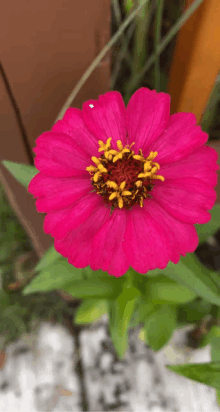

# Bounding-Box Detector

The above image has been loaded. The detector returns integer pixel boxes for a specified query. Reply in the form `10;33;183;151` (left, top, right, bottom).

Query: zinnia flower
28;88;219;277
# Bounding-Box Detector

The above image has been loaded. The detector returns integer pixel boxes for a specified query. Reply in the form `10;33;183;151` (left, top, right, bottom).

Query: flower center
86;138;165;209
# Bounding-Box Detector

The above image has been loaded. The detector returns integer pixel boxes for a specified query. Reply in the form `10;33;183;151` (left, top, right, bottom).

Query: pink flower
28;88;219;277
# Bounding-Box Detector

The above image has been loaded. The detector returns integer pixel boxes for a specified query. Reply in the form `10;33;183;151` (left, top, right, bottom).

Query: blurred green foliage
0;185;77;349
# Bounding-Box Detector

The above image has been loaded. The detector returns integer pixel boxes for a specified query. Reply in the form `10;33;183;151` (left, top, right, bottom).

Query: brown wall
0;0;110;256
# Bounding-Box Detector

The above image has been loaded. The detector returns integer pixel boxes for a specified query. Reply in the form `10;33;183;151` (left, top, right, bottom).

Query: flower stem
201;73;220;133
154;0;164;92
125;0;204;99
112;0;133;68
111;21;136;90
132;0;151;76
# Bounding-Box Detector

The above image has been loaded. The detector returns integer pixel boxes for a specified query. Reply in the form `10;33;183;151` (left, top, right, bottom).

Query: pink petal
123;205;171;273
55;204;110;267
161;145;219;186
123;199;198;274
52;108;99;157
90;209;129;277
43;192;104;240
82;91;127;150
33;132;89;177
145;199;199;259
126;88;170;154
152;177;216;224
28;173;91;212
150;113;208;164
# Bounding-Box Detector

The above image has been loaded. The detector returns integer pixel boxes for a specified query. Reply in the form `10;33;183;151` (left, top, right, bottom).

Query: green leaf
3;304;28;318
34;245;61;273
177;298;212;326
75;299;108;324
163;254;220;306
145;275;196;304
211;336;220;362
108;282;140;359
144;304;176;351
124;0;134;13
128;268;148;292
201;71;220;134
62;276;125;300
2;161;38;189
1;305;27;335
0;290;10;311
0;245;12;262
145;268;165;277
23;259;84;295
198;325;220;349
203;327;220;359
196;204;220;244
167;361;220;390
24;259;125;299
207;329;220;403
129;295;155;328
216;389;220;407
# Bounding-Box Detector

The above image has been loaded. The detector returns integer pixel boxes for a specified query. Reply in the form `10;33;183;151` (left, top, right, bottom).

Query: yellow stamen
112;154;121;163
106;181;118;190
109;192;118;201
104;151;114;161
122;190;132;196
93;171;102;182
128;152;134;158
86;138;164;209
151;174;165;182
91;156;102;166
108;140;130;163
133;155;145;161
133;149;145;162
108;149;118;155
86;156;108;182
97;164;107;173
151;166;158;174
106;180;132;208
143;161;152;172
132;189;139;199
147;151;158;160
117;140;124;151
119;181;126;191
113;148;130;163
152;162;160;170
135;180;142;187
98;138;112;152
86;165;97;172
138;172;151;179
118;197;123;209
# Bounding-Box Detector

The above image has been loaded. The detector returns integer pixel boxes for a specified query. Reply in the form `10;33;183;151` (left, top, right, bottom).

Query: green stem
124;0;135;13
55;0;150;123
111;21;136;90
126;0;204;99
112;0;133;68
154;0;164;91
132;0;151;75
201;73;220;133
111;0;156;90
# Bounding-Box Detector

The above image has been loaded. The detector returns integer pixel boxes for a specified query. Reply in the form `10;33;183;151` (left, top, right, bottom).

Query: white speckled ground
0;319;219;412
